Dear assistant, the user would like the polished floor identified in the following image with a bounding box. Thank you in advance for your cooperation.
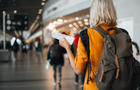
[0,51,82,90]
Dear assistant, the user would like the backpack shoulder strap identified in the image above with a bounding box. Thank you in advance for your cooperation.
[79,29,89,54]
[80,29,93,84]
[93,26,123,36]
[118,28,129,35]
[92,26,108,37]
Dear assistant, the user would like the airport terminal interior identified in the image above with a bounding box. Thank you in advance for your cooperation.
[0,0,140,90]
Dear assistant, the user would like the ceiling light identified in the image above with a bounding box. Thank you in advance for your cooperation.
[41,2,45,6]
[64,20,68,23]
[78,21,82,24]
[38,9,43,14]
[57,19,63,23]
[14,10,17,14]
[85,22,89,25]
[75,17,79,20]
[42,0,46,1]
[69,24,73,28]
[84,19,88,22]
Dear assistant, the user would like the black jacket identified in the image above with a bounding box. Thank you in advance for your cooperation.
[47,39,66,66]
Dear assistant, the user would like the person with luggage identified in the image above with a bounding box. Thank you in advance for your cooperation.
[59,0,135,90]
[47,39,66,87]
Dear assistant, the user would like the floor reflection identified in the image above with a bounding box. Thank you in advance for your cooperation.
[0,51,83,90]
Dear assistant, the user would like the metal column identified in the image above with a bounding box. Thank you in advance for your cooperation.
[3,11,6,50]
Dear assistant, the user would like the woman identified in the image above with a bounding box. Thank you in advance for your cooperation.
[59,0,117,90]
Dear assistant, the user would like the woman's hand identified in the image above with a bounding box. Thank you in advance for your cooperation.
[59,38,83,75]
[59,38,71,50]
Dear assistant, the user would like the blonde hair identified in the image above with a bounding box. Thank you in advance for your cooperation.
[90,0,117,27]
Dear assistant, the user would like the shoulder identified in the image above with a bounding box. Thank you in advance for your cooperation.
[80,28,98,34]
[79,28,100,40]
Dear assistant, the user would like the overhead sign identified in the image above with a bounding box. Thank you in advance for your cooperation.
[6,14,29,31]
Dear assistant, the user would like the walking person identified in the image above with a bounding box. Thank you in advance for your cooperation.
[47,39,66,87]
[71,31,85,88]
[34,38,43,62]
[11,37,20,61]
[71,32,80,85]
[59,0,134,90]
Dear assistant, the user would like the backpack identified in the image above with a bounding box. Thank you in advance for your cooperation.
[49,44,60,59]
[12,39,19,51]
[48,44,65,66]
[80,26,140,90]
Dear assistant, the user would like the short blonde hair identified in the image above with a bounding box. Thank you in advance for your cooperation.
[90,0,117,27]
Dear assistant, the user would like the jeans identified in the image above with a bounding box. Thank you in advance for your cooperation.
[53,65,62,83]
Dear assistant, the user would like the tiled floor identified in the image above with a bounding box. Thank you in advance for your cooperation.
[0,51,83,90]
